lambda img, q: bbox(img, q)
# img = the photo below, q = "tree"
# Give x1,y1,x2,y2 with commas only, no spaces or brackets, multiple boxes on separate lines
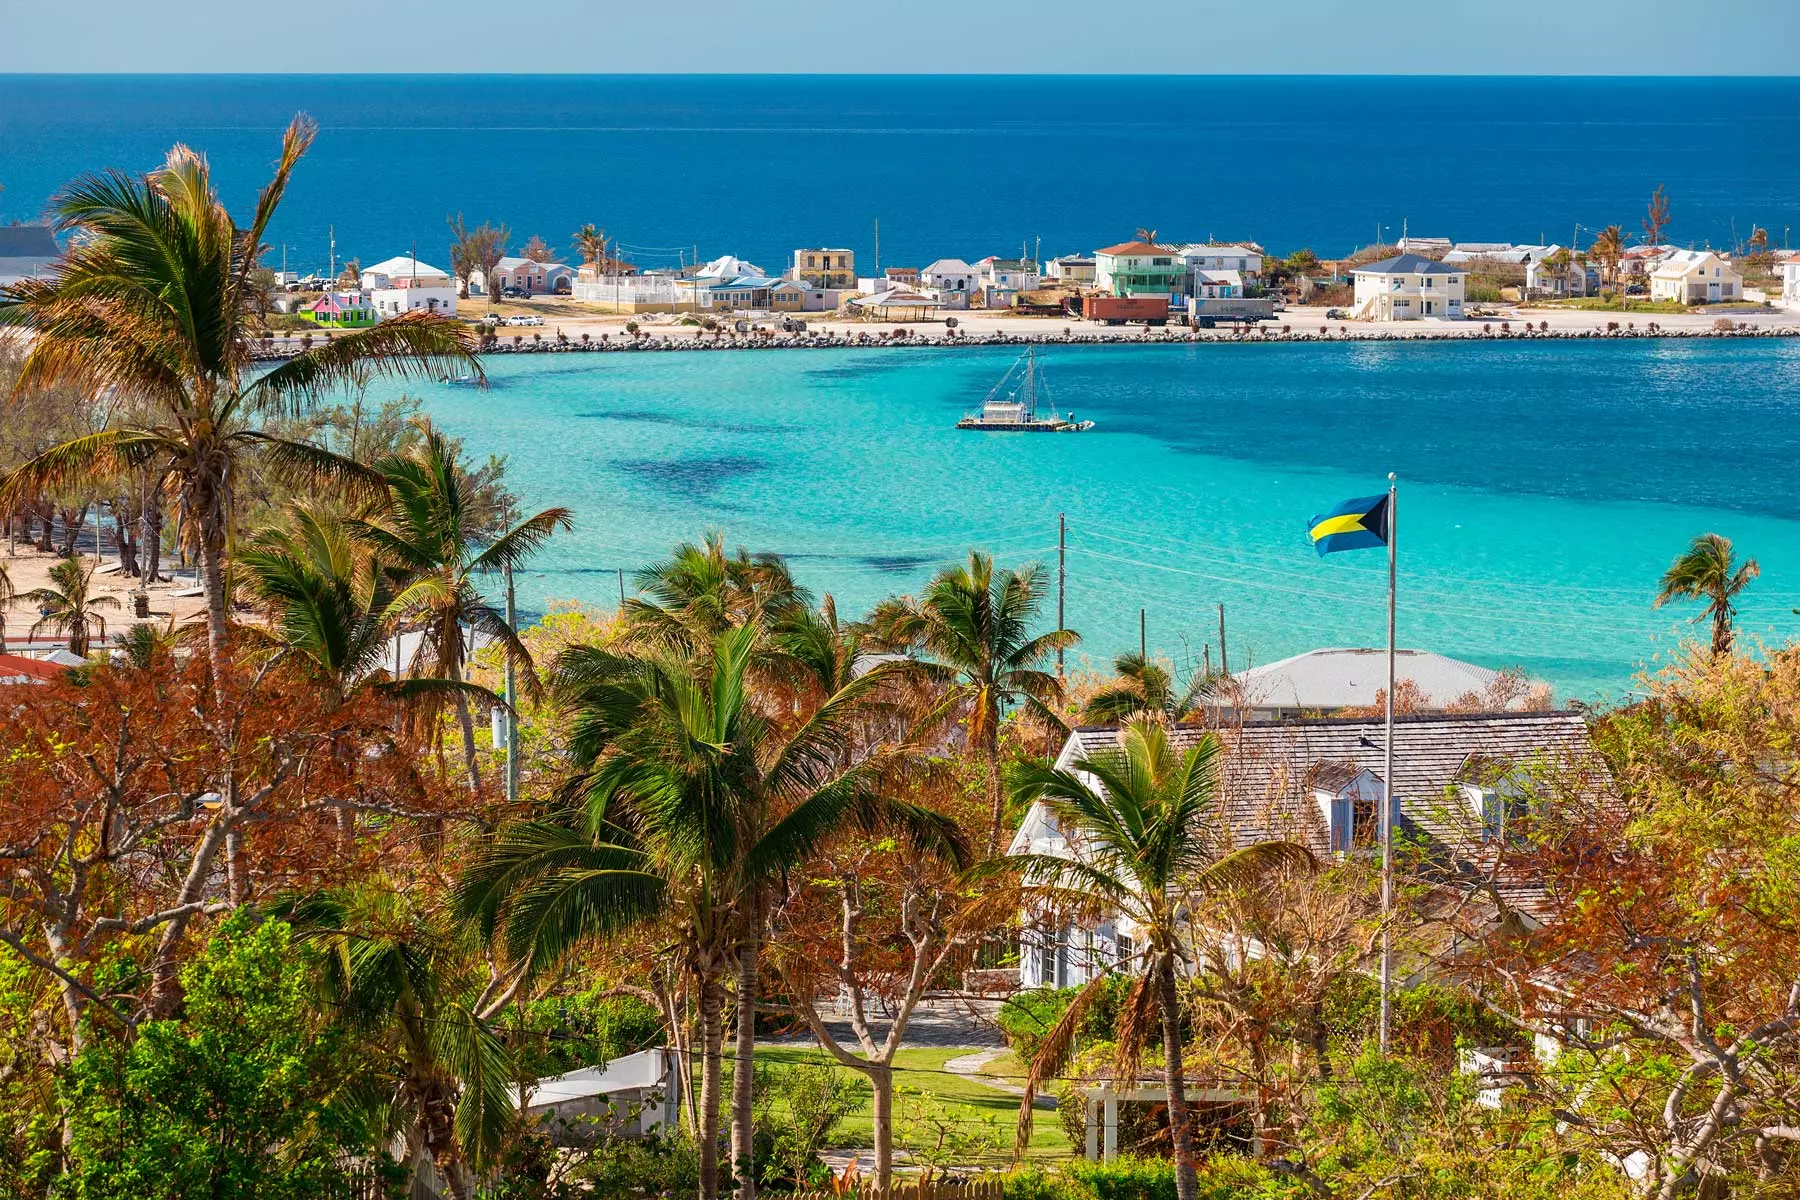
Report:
458,619,964,1200
1080,651,1209,726
0,116,481,680
1643,184,1672,247
16,556,119,656
60,913,376,1200
1653,531,1758,657
990,721,1312,1200
870,551,1077,854
283,886,517,1200
573,223,609,274
352,418,571,789
448,213,510,303
1589,224,1628,291
521,234,553,263
0,560,11,651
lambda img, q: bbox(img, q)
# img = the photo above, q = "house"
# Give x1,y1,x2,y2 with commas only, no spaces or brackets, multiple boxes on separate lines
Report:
771,280,843,312
919,258,979,295
1044,255,1096,285
0,225,59,285
1650,250,1741,304
1781,258,1800,311
300,291,377,327
695,255,766,282
699,275,782,311
1396,236,1452,258
0,654,64,685
1190,270,1243,300
1517,246,1595,298
1093,239,1185,298
1219,648,1545,720
1177,244,1263,291
1441,243,1516,265
1351,252,1466,320
1618,244,1676,285
476,257,574,296
884,266,920,286
976,257,1041,307
1010,709,1600,989
518,1049,682,1141
360,255,458,318
790,248,856,289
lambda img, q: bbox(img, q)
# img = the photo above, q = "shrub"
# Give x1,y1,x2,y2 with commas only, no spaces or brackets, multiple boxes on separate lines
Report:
997,978,1132,1062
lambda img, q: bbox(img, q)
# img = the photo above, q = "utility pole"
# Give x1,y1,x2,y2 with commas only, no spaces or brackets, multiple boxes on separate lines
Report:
1139,608,1146,660
328,225,336,284
504,563,519,806
1217,603,1229,675
874,217,880,274
1057,513,1066,677
618,567,626,607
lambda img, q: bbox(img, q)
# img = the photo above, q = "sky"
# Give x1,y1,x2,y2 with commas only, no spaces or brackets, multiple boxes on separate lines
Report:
3,0,1797,75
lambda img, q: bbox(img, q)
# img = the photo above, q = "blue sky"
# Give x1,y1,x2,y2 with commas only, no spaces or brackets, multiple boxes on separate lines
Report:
3,0,1796,74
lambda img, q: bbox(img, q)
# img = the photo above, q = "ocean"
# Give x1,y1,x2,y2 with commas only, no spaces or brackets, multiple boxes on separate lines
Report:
2,75,1799,269
373,339,1800,703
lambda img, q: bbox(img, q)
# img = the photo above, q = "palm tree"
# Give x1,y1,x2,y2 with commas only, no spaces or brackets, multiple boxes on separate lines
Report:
0,116,481,679
870,551,1078,854
352,419,572,789
282,886,516,1200
1590,224,1628,291
990,721,1312,1200
623,531,811,655
457,621,965,1200
572,223,608,275
17,557,120,657
1654,532,1759,657
1081,651,1211,726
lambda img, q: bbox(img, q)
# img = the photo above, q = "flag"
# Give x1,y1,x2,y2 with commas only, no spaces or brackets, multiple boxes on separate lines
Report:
1308,493,1391,557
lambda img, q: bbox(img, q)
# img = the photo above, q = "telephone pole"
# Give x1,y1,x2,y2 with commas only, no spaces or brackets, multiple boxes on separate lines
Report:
1139,609,1146,659
1217,603,1229,675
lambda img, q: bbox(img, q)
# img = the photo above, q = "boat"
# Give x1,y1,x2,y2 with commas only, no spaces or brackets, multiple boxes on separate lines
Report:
955,348,1094,432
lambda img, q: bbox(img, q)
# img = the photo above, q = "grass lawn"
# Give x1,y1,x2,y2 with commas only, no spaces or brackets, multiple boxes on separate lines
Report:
716,1046,1072,1163
1525,297,1689,314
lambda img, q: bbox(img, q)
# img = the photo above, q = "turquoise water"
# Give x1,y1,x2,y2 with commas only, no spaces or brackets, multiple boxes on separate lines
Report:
386,340,1800,703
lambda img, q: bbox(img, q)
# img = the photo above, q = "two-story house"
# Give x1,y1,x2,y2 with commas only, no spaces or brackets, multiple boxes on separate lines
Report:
1094,239,1186,298
1009,709,1602,990
1177,244,1264,293
1649,250,1741,304
791,247,856,289
1351,252,1466,320
976,256,1041,307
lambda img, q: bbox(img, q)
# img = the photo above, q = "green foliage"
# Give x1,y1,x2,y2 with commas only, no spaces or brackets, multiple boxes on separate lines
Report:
59,913,373,1200
896,1084,1008,1170
509,989,666,1079
564,1129,699,1197
1002,1158,1282,1200
752,1057,868,1190
997,978,1133,1062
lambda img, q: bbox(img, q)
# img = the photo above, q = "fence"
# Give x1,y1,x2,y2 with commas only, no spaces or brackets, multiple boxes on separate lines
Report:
788,1177,1005,1200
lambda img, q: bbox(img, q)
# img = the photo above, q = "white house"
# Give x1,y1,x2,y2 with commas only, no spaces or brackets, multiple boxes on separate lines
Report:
1781,257,1800,311
1219,647,1545,720
0,225,58,285
976,256,1040,306
1093,239,1185,297
1351,252,1466,320
360,255,459,318
1650,250,1741,304
1517,246,1595,298
920,258,980,295
1177,244,1263,289
518,1049,681,1141
695,255,766,282
1190,270,1243,300
476,257,575,296
1396,236,1452,258
1009,710,1600,989
1045,255,1096,285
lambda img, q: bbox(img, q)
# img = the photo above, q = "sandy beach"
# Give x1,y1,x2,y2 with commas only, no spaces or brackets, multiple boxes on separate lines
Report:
1,542,209,653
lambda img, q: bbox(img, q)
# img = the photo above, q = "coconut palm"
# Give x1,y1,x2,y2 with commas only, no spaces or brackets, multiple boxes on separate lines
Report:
0,116,481,679
1590,224,1628,291
1654,532,1760,657
351,419,572,790
17,557,119,657
572,223,608,274
457,621,964,1200
623,531,811,654
1081,651,1211,726
869,551,1078,853
989,721,1312,1200
281,886,516,1200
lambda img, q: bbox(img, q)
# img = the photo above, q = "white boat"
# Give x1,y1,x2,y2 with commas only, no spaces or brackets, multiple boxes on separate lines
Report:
955,348,1094,432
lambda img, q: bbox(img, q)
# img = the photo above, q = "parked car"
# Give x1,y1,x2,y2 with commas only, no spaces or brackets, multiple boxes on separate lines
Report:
1325,308,1346,319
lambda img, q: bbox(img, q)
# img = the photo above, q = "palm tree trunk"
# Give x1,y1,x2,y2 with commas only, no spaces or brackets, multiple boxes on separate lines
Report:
194,482,231,681
731,925,760,1200
1713,608,1733,658
1156,952,1200,1200
697,971,727,1200
983,734,1003,857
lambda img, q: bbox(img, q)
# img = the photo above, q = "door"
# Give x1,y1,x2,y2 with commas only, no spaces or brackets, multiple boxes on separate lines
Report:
1709,282,1721,302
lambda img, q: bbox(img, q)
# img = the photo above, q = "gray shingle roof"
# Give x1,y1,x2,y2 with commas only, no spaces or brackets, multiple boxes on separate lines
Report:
1353,252,1464,276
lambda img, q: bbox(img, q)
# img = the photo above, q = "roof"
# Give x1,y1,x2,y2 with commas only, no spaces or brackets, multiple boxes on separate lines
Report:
1096,241,1178,257
1041,709,1604,858
1228,647,1525,712
518,1048,670,1111
1178,244,1261,258
0,225,58,258
1652,249,1727,276
362,255,450,279
921,258,974,274
0,653,64,684
1353,252,1466,277
1050,255,1095,265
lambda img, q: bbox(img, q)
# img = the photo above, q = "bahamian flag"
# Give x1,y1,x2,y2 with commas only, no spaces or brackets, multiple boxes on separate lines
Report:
1308,494,1391,556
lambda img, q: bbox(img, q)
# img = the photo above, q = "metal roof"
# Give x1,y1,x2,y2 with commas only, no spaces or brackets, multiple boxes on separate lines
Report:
1230,647,1521,712
1353,252,1465,276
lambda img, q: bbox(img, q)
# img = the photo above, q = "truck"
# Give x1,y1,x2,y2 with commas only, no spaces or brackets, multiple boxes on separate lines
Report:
1081,295,1171,326
1186,296,1280,328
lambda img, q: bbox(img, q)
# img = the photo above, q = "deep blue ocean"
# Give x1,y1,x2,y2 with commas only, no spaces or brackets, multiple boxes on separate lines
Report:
3,75,1799,270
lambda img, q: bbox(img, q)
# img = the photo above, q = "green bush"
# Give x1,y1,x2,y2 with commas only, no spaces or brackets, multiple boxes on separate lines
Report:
1002,1157,1281,1200
510,989,665,1078
997,978,1131,1062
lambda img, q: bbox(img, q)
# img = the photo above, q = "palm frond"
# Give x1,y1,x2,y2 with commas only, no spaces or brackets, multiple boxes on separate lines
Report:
245,311,482,417
1013,970,1113,1161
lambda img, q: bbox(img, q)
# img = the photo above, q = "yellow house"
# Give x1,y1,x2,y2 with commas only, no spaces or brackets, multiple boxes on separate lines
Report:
790,248,855,289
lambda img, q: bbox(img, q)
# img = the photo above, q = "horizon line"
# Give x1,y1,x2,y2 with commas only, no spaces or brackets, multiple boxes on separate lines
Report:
2,71,1799,80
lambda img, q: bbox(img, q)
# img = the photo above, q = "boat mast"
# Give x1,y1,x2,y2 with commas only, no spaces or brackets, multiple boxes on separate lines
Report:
1024,347,1037,422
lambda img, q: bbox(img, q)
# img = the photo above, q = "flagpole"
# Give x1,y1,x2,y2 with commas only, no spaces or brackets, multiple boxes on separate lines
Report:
1380,472,1397,1055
